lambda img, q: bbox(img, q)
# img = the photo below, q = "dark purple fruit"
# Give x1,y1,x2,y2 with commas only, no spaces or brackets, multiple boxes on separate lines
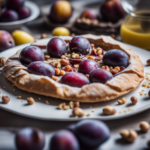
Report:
5,0,24,10
18,6,31,20
0,9,18,22
78,59,99,75
49,130,79,150
80,9,97,20
100,0,126,22
47,37,67,58
67,124,76,133
60,72,89,88
102,49,129,67
27,61,55,78
19,46,44,65
89,69,113,84
74,120,110,149
0,30,15,52
15,127,45,150
69,36,90,55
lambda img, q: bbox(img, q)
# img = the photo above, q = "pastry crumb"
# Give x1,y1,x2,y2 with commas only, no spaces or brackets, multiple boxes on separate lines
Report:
27,97,35,105
45,100,49,105
142,83,147,87
87,113,91,116
92,110,95,112
17,96,21,99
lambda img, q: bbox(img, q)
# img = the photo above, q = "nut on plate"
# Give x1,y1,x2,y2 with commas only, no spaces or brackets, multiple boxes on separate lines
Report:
58,103,66,110
118,97,126,105
72,107,85,117
0,57,6,67
139,121,150,132
27,97,35,105
2,96,10,104
103,105,116,115
120,129,137,142
131,96,138,104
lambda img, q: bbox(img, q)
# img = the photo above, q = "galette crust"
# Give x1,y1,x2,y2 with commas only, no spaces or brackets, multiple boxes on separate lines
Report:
2,34,144,103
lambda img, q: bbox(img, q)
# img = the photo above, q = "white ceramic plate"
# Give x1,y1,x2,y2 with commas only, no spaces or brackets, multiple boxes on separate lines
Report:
0,39,150,121
0,1,40,30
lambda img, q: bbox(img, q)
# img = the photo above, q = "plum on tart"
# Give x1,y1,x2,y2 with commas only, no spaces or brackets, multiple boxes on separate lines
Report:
2,34,144,103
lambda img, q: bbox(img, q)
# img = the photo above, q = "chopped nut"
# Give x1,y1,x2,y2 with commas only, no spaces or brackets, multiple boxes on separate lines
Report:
88,56,94,60
41,33,47,39
86,113,91,116
72,53,79,59
55,62,61,68
61,55,66,59
64,65,72,71
17,96,21,99
45,55,50,59
27,97,35,105
90,43,95,47
60,59,69,66
58,103,66,110
131,96,138,104
140,121,150,132
60,70,65,76
0,57,6,67
111,69,118,74
52,76,58,81
2,96,10,104
64,105,70,110
92,110,95,112
118,97,126,105
142,82,147,87
114,66,120,72
69,101,74,109
147,59,150,65
55,68,60,75
120,130,137,142
103,105,116,115
74,64,79,68
102,65,110,71
72,107,85,117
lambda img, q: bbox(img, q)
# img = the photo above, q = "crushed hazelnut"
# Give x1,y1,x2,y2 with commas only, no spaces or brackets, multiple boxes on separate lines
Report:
114,66,120,72
45,55,50,59
86,113,91,116
0,57,6,67
64,65,72,71
103,105,116,115
58,103,66,110
55,68,60,75
120,130,137,142
60,59,69,66
142,82,147,87
17,96,21,99
52,76,58,81
88,56,94,60
55,62,61,68
102,65,110,71
60,70,65,76
41,33,47,39
72,107,85,117
2,96,10,104
72,53,79,59
64,105,70,110
74,64,79,68
131,96,138,104
140,121,150,132
147,59,150,65
118,97,126,105
111,69,118,74
27,97,35,105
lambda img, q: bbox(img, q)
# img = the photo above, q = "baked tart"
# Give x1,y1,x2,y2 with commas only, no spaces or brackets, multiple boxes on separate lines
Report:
2,34,144,103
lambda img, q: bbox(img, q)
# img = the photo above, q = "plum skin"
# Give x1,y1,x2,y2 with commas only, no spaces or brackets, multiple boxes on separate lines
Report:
15,127,45,150
27,61,55,78
18,6,31,20
19,46,45,65
60,72,90,88
102,49,129,68
74,120,110,149
89,69,113,84
5,0,24,10
0,30,15,52
69,36,91,55
47,37,67,58
78,59,99,75
49,130,79,150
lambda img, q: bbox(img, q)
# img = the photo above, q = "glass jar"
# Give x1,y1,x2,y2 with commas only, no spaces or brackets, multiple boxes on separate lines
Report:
120,0,150,50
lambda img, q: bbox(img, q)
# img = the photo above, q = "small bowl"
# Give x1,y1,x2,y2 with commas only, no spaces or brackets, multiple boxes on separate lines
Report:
0,1,40,31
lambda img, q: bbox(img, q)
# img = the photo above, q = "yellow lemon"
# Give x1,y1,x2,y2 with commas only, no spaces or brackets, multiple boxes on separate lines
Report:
12,30,34,45
52,27,70,36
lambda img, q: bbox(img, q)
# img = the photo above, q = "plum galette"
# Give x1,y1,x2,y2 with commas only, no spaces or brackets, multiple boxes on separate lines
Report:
2,34,144,103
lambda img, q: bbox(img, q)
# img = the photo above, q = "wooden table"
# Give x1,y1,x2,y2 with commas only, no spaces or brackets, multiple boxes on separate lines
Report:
0,1,150,150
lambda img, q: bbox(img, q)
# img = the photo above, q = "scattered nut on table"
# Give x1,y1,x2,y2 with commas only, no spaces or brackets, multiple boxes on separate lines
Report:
131,96,138,105
69,101,80,109
0,57,6,67
2,96,10,104
118,97,126,105
72,107,85,117
103,105,116,115
58,103,66,110
139,121,150,132
27,97,35,105
41,33,47,39
120,129,137,142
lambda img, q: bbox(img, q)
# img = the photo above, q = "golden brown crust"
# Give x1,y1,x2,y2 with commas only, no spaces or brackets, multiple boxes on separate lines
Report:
2,34,144,103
